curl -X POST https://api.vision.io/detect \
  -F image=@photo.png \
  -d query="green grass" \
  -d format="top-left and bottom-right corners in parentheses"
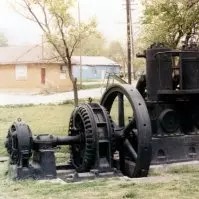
top-left (77, 84), bottom-right (103, 90)
top-left (0, 104), bottom-right (74, 155)
top-left (1, 104), bottom-right (199, 198)
top-left (1, 162), bottom-right (199, 199)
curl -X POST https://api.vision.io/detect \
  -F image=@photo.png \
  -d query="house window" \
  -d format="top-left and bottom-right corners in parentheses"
top-left (15, 65), bottom-right (27, 80)
top-left (60, 65), bottom-right (68, 79)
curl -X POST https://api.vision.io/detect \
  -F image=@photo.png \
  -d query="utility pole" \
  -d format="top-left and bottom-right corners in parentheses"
top-left (129, 4), bottom-right (135, 80)
top-left (126, 0), bottom-right (132, 84)
top-left (78, 0), bottom-right (82, 88)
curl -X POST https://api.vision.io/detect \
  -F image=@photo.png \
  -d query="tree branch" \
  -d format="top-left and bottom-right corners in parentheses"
top-left (37, 1), bottom-right (51, 33)
top-left (187, 0), bottom-right (199, 9)
top-left (69, 38), bottom-right (80, 58)
top-left (54, 13), bottom-right (71, 60)
top-left (23, 0), bottom-right (47, 33)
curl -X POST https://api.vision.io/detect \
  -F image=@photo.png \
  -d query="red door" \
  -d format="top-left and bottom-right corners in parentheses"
top-left (41, 68), bottom-right (46, 84)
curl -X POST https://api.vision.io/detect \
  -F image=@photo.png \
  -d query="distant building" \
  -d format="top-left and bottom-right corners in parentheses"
top-left (0, 45), bottom-right (120, 93)
top-left (72, 56), bottom-right (120, 80)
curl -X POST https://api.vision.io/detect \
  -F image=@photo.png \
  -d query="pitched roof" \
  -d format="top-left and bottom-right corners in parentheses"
top-left (0, 45), bottom-right (119, 66)
top-left (0, 45), bottom-right (51, 64)
top-left (72, 56), bottom-right (119, 66)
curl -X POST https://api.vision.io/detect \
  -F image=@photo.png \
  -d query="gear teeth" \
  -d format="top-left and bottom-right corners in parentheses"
top-left (69, 104), bottom-right (96, 172)
top-left (69, 103), bottom-right (115, 172)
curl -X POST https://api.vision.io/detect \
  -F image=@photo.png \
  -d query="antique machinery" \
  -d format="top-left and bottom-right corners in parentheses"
top-left (5, 93), bottom-right (152, 180)
top-left (5, 43), bottom-right (199, 181)
top-left (134, 43), bottom-right (199, 164)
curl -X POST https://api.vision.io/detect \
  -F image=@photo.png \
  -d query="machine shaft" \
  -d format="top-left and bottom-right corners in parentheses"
top-left (33, 134), bottom-right (81, 146)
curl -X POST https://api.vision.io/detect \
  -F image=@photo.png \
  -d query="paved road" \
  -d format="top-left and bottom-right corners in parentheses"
top-left (0, 88), bottom-right (106, 106)
top-left (0, 81), bottom-right (137, 106)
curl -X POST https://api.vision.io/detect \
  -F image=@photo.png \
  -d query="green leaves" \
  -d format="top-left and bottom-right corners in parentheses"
top-left (141, 0), bottom-right (199, 48)
top-left (18, 0), bottom-right (97, 61)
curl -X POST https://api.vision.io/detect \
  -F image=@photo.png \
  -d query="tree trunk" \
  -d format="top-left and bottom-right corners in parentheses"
top-left (72, 78), bottom-right (78, 107)
top-left (67, 58), bottom-right (79, 107)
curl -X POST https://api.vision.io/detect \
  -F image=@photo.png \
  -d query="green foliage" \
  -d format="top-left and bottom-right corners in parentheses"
top-left (140, 0), bottom-right (199, 48)
top-left (14, 0), bottom-right (99, 66)
top-left (106, 40), bottom-right (145, 75)
top-left (0, 33), bottom-right (8, 47)
top-left (75, 32), bottom-right (106, 56)
top-left (106, 41), bottom-right (127, 67)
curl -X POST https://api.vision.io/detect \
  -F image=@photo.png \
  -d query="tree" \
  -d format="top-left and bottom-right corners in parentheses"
top-left (0, 32), bottom-right (8, 47)
top-left (140, 0), bottom-right (199, 48)
top-left (15, 0), bottom-right (97, 106)
top-left (106, 41), bottom-right (127, 74)
top-left (106, 41), bottom-right (145, 78)
top-left (75, 32), bottom-right (106, 56)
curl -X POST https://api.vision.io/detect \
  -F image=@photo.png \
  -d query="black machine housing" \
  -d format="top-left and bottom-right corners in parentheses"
top-left (137, 43), bottom-right (199, 164)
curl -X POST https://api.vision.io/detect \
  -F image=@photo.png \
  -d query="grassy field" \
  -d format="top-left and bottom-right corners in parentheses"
top-left (0, 104), bottom-right (74, 155)
top-left (1, 103), bottom-right (199, 199)
top-left (0, 162), bottom-right (199, 199)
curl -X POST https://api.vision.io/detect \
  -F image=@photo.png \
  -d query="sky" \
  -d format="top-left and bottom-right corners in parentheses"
top-left (0, 0), bottom-right (142, 45)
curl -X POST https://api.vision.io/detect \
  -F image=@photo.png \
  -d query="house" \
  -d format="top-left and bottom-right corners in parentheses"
top-left (0, 45), bottom-right (120, 93)
top-left (0, 45), bottom-right (72, 93)
top-left (72, 56), bottom-right (120, 80)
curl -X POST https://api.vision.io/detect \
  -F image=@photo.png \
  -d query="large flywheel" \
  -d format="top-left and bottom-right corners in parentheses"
top-left (100, 84), bottom-right (152, 177)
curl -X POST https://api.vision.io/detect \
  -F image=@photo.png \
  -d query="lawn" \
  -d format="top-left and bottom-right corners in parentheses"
top-left (0, 103), bottom-right (74, 155)
top-left (1, 161), bottom-right (199, 199)
top-left (1, 103), bottom-right (199, 199)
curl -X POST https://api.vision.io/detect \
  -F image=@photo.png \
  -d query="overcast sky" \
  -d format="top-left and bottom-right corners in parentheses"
top-left (0, 0), bottom-right (142, 45)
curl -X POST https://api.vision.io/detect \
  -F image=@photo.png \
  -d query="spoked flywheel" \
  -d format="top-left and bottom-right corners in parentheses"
top-left (69, 103), bottom-right (114, 172)
top-left (100, 84), bottom-right (152, 177)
